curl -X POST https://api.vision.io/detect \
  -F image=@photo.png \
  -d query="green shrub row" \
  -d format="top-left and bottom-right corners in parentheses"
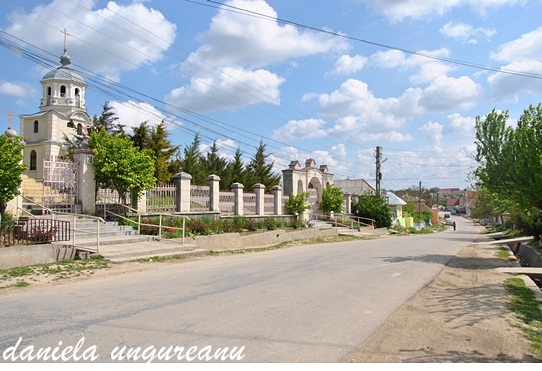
top-left (123, 216), bottom-right (298, 238)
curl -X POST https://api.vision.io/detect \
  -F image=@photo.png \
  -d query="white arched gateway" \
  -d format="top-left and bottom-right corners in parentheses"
top-left (282, 158), bottom-right (334, 217)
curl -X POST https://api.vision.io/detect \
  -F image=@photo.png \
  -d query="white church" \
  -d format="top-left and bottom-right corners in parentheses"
top-left (19, 38), bottom-right (90, 181)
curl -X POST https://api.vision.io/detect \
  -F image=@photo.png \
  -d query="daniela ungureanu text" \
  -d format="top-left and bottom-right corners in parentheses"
top-left (2, 337), bottom-right (246, 362)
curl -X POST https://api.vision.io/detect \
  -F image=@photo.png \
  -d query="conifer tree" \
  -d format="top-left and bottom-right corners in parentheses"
top-left (245, 139), bottom-right (280, 191)
top-left (180, 134), bottom-right (206, 185)
top-left (223, 147), bottom-right (246, 189)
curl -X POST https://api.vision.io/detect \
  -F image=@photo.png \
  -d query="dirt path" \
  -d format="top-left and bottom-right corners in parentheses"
top-left (348, 240), bottom-right (540, 362)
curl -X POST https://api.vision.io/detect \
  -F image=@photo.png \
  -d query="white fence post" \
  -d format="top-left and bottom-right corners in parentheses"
top-left (209, 174), bottom-right (220, 212)
top-left (231, 183), bottom-right (244, 216)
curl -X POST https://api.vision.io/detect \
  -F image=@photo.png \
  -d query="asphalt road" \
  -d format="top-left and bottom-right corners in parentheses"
top-left (0, 216), bottom-right (481, 363)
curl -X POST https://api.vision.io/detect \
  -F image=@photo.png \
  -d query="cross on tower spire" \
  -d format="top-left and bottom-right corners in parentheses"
top-left (62, 28), bottom-right (69, 51)
top-left (60, 27), bottom-right (71, 66)
top-left (5, 108), bottom-right (15, 126)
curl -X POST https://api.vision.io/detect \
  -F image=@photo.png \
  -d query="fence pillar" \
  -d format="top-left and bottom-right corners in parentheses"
top-left (253, 183), bottom-right (265, 216)
top-left (344, 193), bottom-right (352, 214)
top-left (73, 148), bottom-right (95, 214)
top-left (272, 185), bottom-right (282, 216)
top-left (352, 194), bottom-right (359, 206)
top-left (134, 192), bottom-right (147, 213)
top-left (209, 174), bottom-right (220, 212)
top-left (231, 182), bottom-right (244, 216)
top-left (173, 172), bottom-right (192, 212)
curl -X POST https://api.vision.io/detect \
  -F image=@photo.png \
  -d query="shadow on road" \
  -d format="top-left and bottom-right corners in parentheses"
top-left (397, 348), bottom-right (539, 363)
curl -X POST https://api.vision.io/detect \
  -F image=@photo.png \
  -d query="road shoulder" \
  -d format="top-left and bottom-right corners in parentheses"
top-left (347, 241), bottom-right (540, 362)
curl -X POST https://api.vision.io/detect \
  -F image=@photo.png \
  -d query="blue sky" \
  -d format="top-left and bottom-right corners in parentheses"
top-left (1, 0), bottom-right (542, 191)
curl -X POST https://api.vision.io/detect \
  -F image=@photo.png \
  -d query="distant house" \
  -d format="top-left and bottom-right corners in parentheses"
top-left (386, 192), bottom-right (407, 219)
top-left (447, 197), bottom-right (460, 211)
top-left (333, 178), bottom-right (375, 195)
top-left (439, 188), bottom-right (460, 196)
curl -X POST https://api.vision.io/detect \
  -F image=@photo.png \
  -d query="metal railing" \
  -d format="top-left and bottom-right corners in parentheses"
top-left (100, 195), bottom-right (190, 245)
top-left (18, 195), bottom-right (105, 253)
top-left (311, 213), bottom-right (375, 230)
top-left (1, 218), bottom-right (71, 247)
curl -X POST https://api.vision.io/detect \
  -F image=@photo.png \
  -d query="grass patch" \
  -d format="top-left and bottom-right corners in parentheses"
top-left (0, 254), bottom-right (113, 285)
top-left (504, 277), bottom-right (542, 360)
top-left (15, 281), bottom-right (29, 287)
top-left (497, 247), bottom-right (511, 260)
top-left (133, 255), bottom-right (187, 263)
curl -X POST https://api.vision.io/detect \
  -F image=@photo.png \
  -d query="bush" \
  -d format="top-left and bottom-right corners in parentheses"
top-left (231, 216), bottom-right (245, 233)
top-left (139, 217), bottom-right (159, 235)
top-left (188, 220), bottom-right (211, 236)
top-left (264, 217), bottom-right (277, 230)
top-left (244, 219), bottom-right (257, 232)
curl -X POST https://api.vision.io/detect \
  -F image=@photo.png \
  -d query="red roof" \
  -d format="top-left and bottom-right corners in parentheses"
top-left (447, 198), bottom-right (459, 206)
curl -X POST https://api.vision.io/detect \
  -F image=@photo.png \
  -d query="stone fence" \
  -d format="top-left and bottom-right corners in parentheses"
top-left (97, 173), bottom-right (291, 217)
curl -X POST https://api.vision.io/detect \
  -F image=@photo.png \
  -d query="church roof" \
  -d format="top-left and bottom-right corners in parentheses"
top-left (42, 66), bottom-right (85, 85)
top-left (41, 49), bottom-right (86, 85)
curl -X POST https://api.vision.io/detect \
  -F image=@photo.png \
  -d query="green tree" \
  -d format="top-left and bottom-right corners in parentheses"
top-left (180, 134), bottom-right (206, 185)
top-left (131, 121), bottom-right (181, 183)
top-left (320, 185), bottom-right (344, 215)
top-left (202, 141), bottom-right (227, 185)
top-left (245, 139), bottom-right (280, 191)
top-left (223, 147), bottom-right (246, 190)
top-left (149, 121), bottom-right (180, 183)
top-left (92, 101), bottom-right (125, 135)
top-left (131, 121), bottom-right (152, 151)
top-left (0, 134), bottom-right (27, 220)
top-left (285, 192), bottom-right (311, 228)
top-left (352, 193), bottom-right (392, 228)
top-left (474, 104), bottom-right (542, 238)
top-left (89, 130), bottom-right (156, 209)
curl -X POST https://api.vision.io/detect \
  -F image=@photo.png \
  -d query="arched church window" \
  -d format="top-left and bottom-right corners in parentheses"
top-left (60, 85), bottom-right (66, 97)
top-left (33, 120), bottom-right (39, 133)
top-left (47, 86), bottom-right (52, 96)
top-left (30, 150), bottom-right (37, 171)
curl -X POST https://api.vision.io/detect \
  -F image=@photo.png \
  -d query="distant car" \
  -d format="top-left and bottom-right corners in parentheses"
top-left (445, 219), bottom-right (455, 226)
top-left (444, 213), bottom-right (450, 218)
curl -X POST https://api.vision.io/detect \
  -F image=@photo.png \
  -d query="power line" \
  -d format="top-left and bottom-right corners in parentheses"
top-left (200, 0), bottom-right (542, 80)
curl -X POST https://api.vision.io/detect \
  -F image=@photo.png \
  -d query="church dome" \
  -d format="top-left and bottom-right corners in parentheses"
top-left (4, 126), bottom-right (17, 138)
top-left (41, 50), bottom-right (86, 86)
top-left (42, 66), bottom-right (85, 85)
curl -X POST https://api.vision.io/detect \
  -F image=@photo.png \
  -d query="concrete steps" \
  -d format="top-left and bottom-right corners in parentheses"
top-left (50, 215), bottom-right (200, 262)
top-left (97, 241), bottom-right (205, 262)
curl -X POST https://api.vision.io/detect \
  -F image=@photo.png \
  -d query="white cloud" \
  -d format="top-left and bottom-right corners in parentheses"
top-left (359, 0), bottom-right (522, 22)
top-left (326, 54), bottom-right (368, 77)
top-left (271, 118), bottom-right (327, 141)
top-left (166, 0), bottom-right (349, 112)
top-left (487, 60), bottom-right (542, 101)
top-left (370, 49), bottom-right (453, 85)
top-left (0, 81), bottom-right (33, 97)
top-left (109, 100), bottom-right (165, 133)
top-left (487, 27), bottom-right (542, 100)
top-left (492, 26), bottom-right (542, 62)
top-left (444, 113), bottom-right (476, 136)
top-left (419, 121), bottom-right (443, 146)
top-left (419, 76), bottom-right (481, 111)
top-left (440, 21), bottom-right (496, 44)
top-left (191, 0), bottom-right (349, 69)
top-left (4, 0), bottom-right (176, 81)
top-left (165, 66), bottom-right (285, 112)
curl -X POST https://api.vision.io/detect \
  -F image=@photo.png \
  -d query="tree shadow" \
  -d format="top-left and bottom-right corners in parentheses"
top-left (397, 348), bottom-right (540, 363)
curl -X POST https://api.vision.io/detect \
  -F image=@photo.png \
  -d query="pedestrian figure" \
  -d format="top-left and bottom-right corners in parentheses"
top-left (453, 221), bottom-right (456, 231)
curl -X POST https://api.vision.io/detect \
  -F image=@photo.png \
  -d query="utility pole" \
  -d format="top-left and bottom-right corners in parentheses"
top-left (375, 146), bottom-right (382, 194)
top-left (418, 181), bottom-right (422, 223)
